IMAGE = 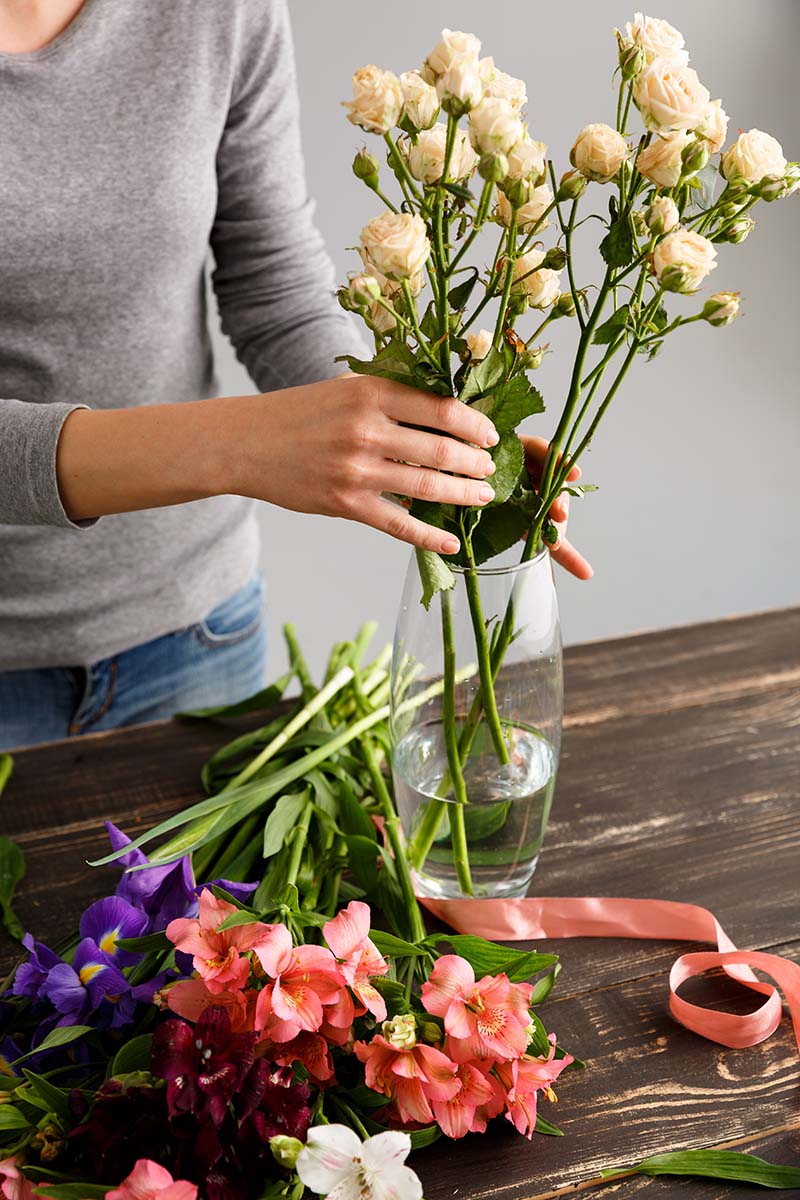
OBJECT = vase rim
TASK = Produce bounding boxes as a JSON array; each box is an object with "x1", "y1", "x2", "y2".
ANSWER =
[{"x1": 450, "y1": 546, "x2": 550, "y2": 577}]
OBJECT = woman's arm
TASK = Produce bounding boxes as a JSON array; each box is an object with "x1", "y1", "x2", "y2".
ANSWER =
[{"x1": 56, "y1": 374, "x2": 500, "y2": 556}]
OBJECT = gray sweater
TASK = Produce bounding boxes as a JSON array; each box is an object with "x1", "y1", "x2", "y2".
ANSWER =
[{"x1": 0, "y1": 0, "x2": 365, "y2": 669}]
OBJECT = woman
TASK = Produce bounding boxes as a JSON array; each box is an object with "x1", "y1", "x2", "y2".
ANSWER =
[{"x1": 0, "y1": 0, "x2": 589, "y2": 751}]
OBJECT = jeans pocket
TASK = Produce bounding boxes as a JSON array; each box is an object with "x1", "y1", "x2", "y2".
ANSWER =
[{"x1": 192, "y1": 575, "x2": 265, "y2": 649}]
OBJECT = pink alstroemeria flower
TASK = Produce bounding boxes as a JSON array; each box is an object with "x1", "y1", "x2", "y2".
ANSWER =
[
  {"x1": 269, "y1": 1030, "x2": 335, "y2": 1083},
  {"x1": 430, "y1": 1060, "x2": 504, "y2": 1139},
  {"x1": 495, "y1": 1034, "x2": 574, "y2": 1138},
  {"x1": 165, "y1": 889, "x2": 270, "y2": 994},
  {"x1": 162, "y1": 976, "x2": 254, "y2": 1033},
  {"x1": 253, "y1": 924, "x2": 345, "y2": 1041},
  {"x1": 0, "y1": 1157, "x2": 35, "y2": 1200},
  {"x1": 105, "y1": 1158, "x2": 197, "y2": 1200},
  {"x1": 421, "y1": 955, "x2": 533, "y2": 1063},
  {"x1": 354, "y1": 1034, "x2": 460, "y2": 1124},
  {"x1": 323, "y1": 900, "x2": 389, "y2": 1021}
]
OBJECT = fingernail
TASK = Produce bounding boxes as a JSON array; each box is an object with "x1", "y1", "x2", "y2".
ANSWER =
[
  {"x1": 485, "y1": 426, "x2": 499, "y2": 447},
  {"x1": 484, "y1": 457, "x2": 497, "y2": 476},
  {"x1": 442, "y1": 537, "x2": 460, "y2": 554},
  {"x1": 478, "y1": 484, "x2": 495, "y2": 503}
]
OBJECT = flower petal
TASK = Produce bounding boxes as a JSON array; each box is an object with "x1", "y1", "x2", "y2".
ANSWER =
[
  {"x1": 252, "y1": 923, "x2": 293, "y2": 977},
  {"x1": 359, "y1": 1130, "x2": 412, "y2": 1171},
  {"x1": 420, "y1": 954, "x2": 474, "y2": 1017},
  {"x1": 323, "y1": 900, "x2": 371, "y2": 960},
  {"x1": 296, "y1": 1124, "x2": 361, "y2": 1195}
]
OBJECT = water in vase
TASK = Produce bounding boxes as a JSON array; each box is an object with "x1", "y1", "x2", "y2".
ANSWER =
[{"x1": 393, "y1": 720, "x2": 556, "y2": 900}]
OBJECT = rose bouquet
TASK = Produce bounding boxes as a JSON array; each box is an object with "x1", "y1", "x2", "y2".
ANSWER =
[
  {"x1": 337, "y1": 17, "x2": 797, "y2": 901},
  {"x1": 0, "y1": 625, "x2": 572, "y2": 1200}
]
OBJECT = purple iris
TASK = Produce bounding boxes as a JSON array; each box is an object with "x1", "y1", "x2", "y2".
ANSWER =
[
  {"x1": 79, "y1": 896, "x2": 148, "y2": 967},
  {"x1": 11, "y1": 933, "x2": 63, "y2": 1001},
  {"x1": 39, "y1": 938, "x2": 134, "y2": 1030}
]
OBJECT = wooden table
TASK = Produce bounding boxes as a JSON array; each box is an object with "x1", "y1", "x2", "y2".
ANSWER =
[{"x1": 2, "y1": 608, "x2": 799, "y2": 1199}]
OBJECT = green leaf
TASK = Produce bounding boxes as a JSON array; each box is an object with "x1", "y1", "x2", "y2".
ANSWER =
[
  {"x1": 427, "y1": 934, "x2": 557, "y2": 982},
  {"x1": 469, "y1": 502, "x2": 530, "y2": 567},
  {"x1": 0, "y1": 754, "x2": 12, "y2": 797},
  {"x1": 526, "y1": 1010, "x2": 554, "y2": 1058},
  {"x1": 359, "y1": 1110, "x2": 441, "y2": 1149},
  {"x1": 459, "y1": 346, "x2": 506, "y2": 401},
  {"x1": 16, "y1": 1070, "x2": 71, "y2": 1120},
  {"x1": 472, "y1": 374, "x2": 545, "y2": 435},
  {"x1": 418, "y1": 301, "x2": 439, "y2": 341},
  {"x1": 487, "y1": 430, "x2": 525, "y2": 506},
  {"x1": 443, "y1": 180, "x2": 474, "y2": 201},
  {"x1": 563, "y1": 483, "x2": 598, "y2": 498},
  {"x1": 110, "y1": 1034, "x2": 153, "y2": 1077},
  {"x1": 602, "y1": 1149, "x2": 800, "y2": 1189},
  {"x1": 415, "y1": 549, "x2": 455, "y2": 610},
  {"x1": 344, "y1": 834, "x2": 380, "y2": 891},
  {"x1": 530, "y1": 962, "x2": 562, "y2": 1004},
  {"x1": 534, "y1": 1114, "x2": 564, "y2": 1136},
  {"x1": 263, "y1": 791, "x2": 310, "y2": 858},
  {"x1": 0, "y1": 836, "x2": 25, "y2": 942},
  {"x1": 33, "y1": 1185, "x2": 111, "y2": 1199},
  {"x1": 336, "y1": 780, "x2": 377, "y2": 841},
  {"x1": 116, "y1": 930, "x2": 171, "y2": 953},
  {"x1": 10, "y1": 1026, "x2": 93, "y2": 1069},
  {"x1": 600, "y1": 215, "x2": 636, "y2": 269},
  {"x1": 178, "y1": 671, "x2": 293, "y2": 718},
  {"x1": 370, "y1": 931, "x2": 422, "y2": 958},
  {"x1": 688, "y1": 162, "x2": 720, "y2": 211},
  {"x1": 449, "y1": 269, "x2": 480, "y2": 311},
  {"x1": 0, "y1": 1107, "x2": 31, "y2": 1131},
  {"x1": 592, "y1": 304, "x2": 630, "y2": 345},
  {"x1": 337, "y1": 343, "x2": 424, "y2": 389}
]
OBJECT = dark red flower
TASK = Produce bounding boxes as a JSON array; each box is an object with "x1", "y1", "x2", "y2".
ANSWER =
[{"x1": 152, "y1": 1006, "x2": 257, "y2": 1125}]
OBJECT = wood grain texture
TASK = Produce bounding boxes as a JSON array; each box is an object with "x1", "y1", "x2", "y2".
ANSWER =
[{"x1": 1, "y1": 607, "x2": 798, "y2": 1198}]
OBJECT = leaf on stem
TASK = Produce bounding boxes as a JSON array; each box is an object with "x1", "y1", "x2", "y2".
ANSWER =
[
  {"x1": 602, "y1": 1149, "x2": 800, "y2": 1189},
  {"x1": 0, "y1": 836, "x2": 26, "y2": 942},
  {"x1": 263, "y1": 791, "x2": 311, "y2": 858},
  {"x1": 472, "y1": 374, "x2": 545, "y2": 434},
  {"x1": 600, "y1": 214, "x2": 637, "y2": 268},
  {"x1": 415, "y1": 549, "x2": 455, "y2": 610},
  {"x1": 426, "y1": 933, "x2": 558, "y2": 981},
  {"x1": 459, "y1": 346, "x2": 507, "y2": 401},
  {"x1": 449, "y1": 269, "x2": 480, "y2": 312},
  {"x1": 469, "y1": 503, "x2": 530, "y2": 567},
  {"x1": 336, "y1": 344, "x2": 422, "y2": 388},
  {"x1": 592, "y1": 304, "x2": 631, "y2": 345}
]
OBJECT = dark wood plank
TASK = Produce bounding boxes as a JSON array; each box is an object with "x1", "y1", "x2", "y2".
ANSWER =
[{"x1": 413, "y1": 963, "x2": 800, "y2": 1200}]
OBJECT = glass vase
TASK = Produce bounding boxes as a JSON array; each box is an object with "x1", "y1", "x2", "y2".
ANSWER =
[{"x1": 390, "y1": 548, "x2": 563, "y2": 900}]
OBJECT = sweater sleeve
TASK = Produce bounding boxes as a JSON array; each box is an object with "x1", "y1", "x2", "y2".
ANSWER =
[
  {"x1": 0, "y1": 399, "x2": 96, "y2": 528},
  {"x1": 209, "y1": 0, "x2": 369, "y2": 393}
]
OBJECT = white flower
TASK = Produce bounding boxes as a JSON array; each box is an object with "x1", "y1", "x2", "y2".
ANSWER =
[
  {"x1": 366, "y1": 299, "x2": 397, "y2": 335},
  {"x1": 297, "y1": 1126, "x2": 423, "y2": 1200},
  {"x1": 633, "y1": 61, "x2": 710, "y2": 132},
  {"x1": 497, "y1": 184, "x2": 553, "y2": 232},
  {"x1": 636, "y1": 130, "x2": 692, "y2": 188},
  {"x1": 512, "y1": 249, "x2": 562, "y2": 309},
  {"x1": 360, "y1": 213, "x2": 431, "y2": 281},
  {"x1": 423, "y1": 29, "x2": 481, "y2": 83},
  {"x1": 437, "y1": 61, "x2": 483, "y2": 115},
  {"x1": 645, "y1": 195, "x2": 680, "y2": 234},
  {"x1": 571, "y1": 123, "x2": 628, "y2": 183},
  {"x1": 343, "y1": 66, "x2": 403, "y2": 135},
  {"x1": 466, "y1": 329, "x2": 494, "y2": 361},
  {"x1": 479, "y1": 57, "x2": 528, "y2": 112},
  {"x1": 619, "y1": 13, "x2": 689, "y2": 67},
  {"x1": 399, "y1": 70, "x2": 439, "y2": 132},
  {"x1": 653, "y1": 228, "x2": 717, "y2": 293},
  {"x1": 721, "y1": 129, "x2": 787, "y2": 185},
  {"x1": 698, "y1": 99, "x2": 729, "y2": 154},
  {"x1": 404, "y1": 123, "x2": 477, "y2": 184},
  {"x1": 505, "y1": 137, "x2": 548, "y2": 183},
  {"x1": 469, "y1": 97, "x2": 525, "y2": 156}
]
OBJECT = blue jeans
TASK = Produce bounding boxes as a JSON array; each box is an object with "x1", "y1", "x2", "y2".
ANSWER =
[{"x1": 0, "y1": 575, "x2": 267, "y2": 752}]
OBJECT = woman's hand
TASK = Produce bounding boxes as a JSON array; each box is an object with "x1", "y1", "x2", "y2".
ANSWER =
[{"x1": 522, "y1": 436, "x2": 593, "y2": 581}]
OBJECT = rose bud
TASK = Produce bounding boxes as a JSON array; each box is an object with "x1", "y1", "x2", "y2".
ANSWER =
[
  {"x1": 520, "y1": 345, "x2": 548, "y2": 370},
  {"x1": 348, "y1": 274, "x2": 382, "y2": 307},
  {"x1": 466, "y1": 328, "x2": 493, "y2": 361},
  {"x1": 352, "y1": 147, "x2": 380, "y2": 189},
  {"x1": 270, "y1": 1136, "x2": 304, "y2": 1170},
  {"x1": 553, "y1": 291, "x2": 578, "y2": 318},
  {"x1": 722, "y1": 129, "x2": 787, "y2": 185},
  {"x1": 681, "y1": 138, "x2": 709, "y2": 178},
  {"x1": 571, "y1": 123, "x2": 628, "y2": 183},
  {"x1": 502, "y1": 175, "x2": 534, "y2": 208},
  {"x1": 645, "y1": 195, "x2": 680, "y2": 235},
  {"x1": 631, "y1": 208, "x2": 649, "y2": 237},
  {"x1": 702, "y1": 291, "x2": 740, "y2": 327},
  {"x1": 399, "y1": 70, "x2": 440, "y2": 132},
  {"x1": 478, "y1": 151, "x2": 509, "y2": 183},
  {"x1": 437, "y1": 61, "x2": 483, "y2": 117},
  {"x1": 543, "y1": 246, "x2": 568, "y2": 271},
  {"x1": 755, "y1": 173, "x2": 789, "y2": 202},
  {"x1": 618, "y1": 38, "x2": 645, "y2": 81},
  {"x1": 725, "y1": 215, "x2": 755, "y2": 244},
  {"x1": 652, "y1": 228, "x2": 717, "y2": 293},
  {"x1": 557, "y1": 169, "x2": 587, "y2": 202}
]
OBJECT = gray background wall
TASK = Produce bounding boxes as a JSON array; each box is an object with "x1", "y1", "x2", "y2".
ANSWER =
[{"x1": 210, "y1": 0, "x2": 800, "y2": 678}]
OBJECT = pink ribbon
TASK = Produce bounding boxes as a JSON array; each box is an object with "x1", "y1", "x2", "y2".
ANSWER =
[{"x1": 420, "y1": 895, "x2": 800, "y2": 1054}]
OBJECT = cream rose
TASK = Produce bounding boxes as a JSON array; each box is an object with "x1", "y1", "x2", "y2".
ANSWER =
[
  {"x1": 437, "y1": 61, "x2": 483, "y2": 115},
  {"x1": 571, "y1": 123, "x2": 628, "y2": 182},
  {"x1": 399, "y1": 70, "x2": 439, "y2": 131},
  {"x1": 469, "y1": 98, "x2": 525, "y2": 156},
  {"x1": 512, "y1": 249, "x2": 562, "y2": 309},
  {"x1": 652, "y1": 229, "x2": 717, "y2": 293},
  {"x1": 633, "y1": 61, "x2": 710, "y2": 132},
  {"x1": 698, "y1": 99, "x2": 729, "y2": 154},
  {"x1": 360, "y1": 212, "x2": 432, "y2": 281},
  {"x1": 645, "y1": 195, "x2": 680, "y2": 235},
  {"x1": 497, "y1": 184, "x2": 553, "y2": 233},
  {"x1": 404, "y1": 123, "x2": 477, "y2": 184},
  {"x1": 343, "y1": 65, "x2": 403, "y2": 135},
  {"x1": 636, "y1": 130, "x2": 692, "y2": 188},
  {"x1": 466, "y1": 329, "x2": 494, "y2": 361},
  {"x1": 620, "y1": 13, "x2": 689, "y2": 67},
  {"x1": 702, "y1": 291, "x2": 740, "y2": 327},
  {"x1": 479, "y1": 57, "x2": 528, "y2": 112},
  {"x1": 721, "y1": 129, "x2": 787, "y2": 185},
  {"x1": 505, "y1": 137, "x2": 548, "y2": 183},
  {"x1": 366, "y1": 299, "x2": 397, "y2": 335},
  {"x1": 423, "y1": 29, "x2": 481, "y2": 82}
]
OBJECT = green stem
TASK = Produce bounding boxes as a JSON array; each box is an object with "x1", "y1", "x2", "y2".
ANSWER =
[
  {"x1": 492, "y1": 211, "x2": 518, "y2": 349},
  {"x1": 439, "y1": 589, "x2": 473, "y2": 896},
  {"x1": 283, "y1": 623, "x2": 316, "y2": 702},
  {"x1": 463, "y1": 550, "x2": 509, "y2": 765},
  {"x1": 525, "y1": 312, "x2": 554, "y2": 347},
  {"x1": 564, "y1": 197, "x2": 586, "y2": 331},
  {"x1": 461, "y1": 225, "x2": 509, "y2": 334},
  {"x1": 383, "y1": 131, "x2": 423, "y2": 205},
  {"x1": 399, "y1": 280, "x2": 442, "y2": 370},
  {"x1": 285, "y1": 800, "x2": 313, "y2": 889}
]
